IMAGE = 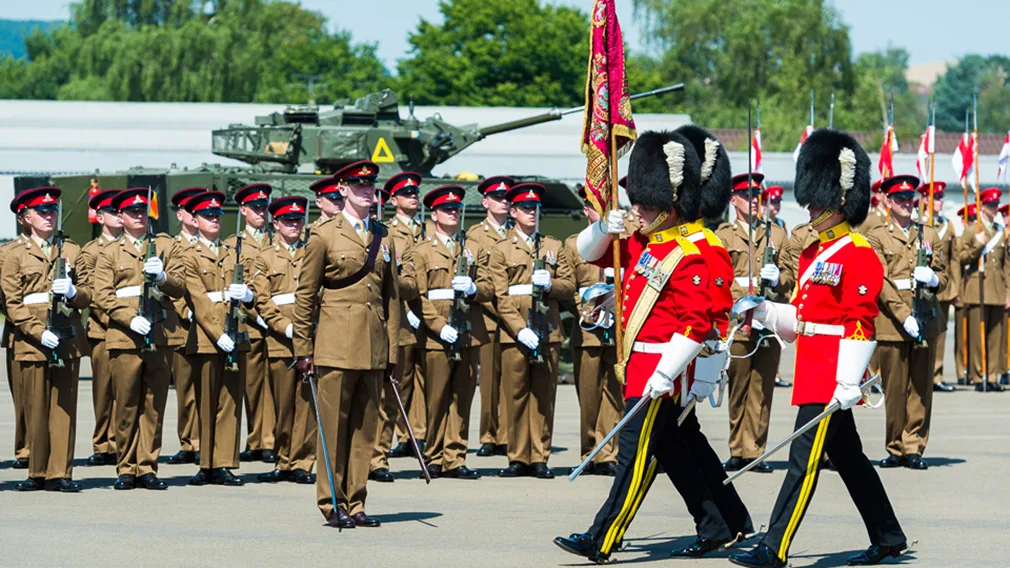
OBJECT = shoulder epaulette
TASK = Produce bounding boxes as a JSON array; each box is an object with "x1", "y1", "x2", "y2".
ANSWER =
[
  {"x1": 851, "y1": 233, "x2": 871, "y2": 248},
  {"x1": 676, "y1": 236, "x2": 701, "y2": 256},
  {"x1": 702, "y1": 228, "x2": 725, "y2": 248}
]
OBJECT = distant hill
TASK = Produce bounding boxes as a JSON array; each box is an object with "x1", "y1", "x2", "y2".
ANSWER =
[{"x1": 0, "y1": 20, "x2": 62, "y2": 59}]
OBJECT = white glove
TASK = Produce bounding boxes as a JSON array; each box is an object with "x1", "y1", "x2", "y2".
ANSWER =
[
  {"x1": 406, "y1": 310, "x2": 421, "y2": 330},
  {"x1": 833, "y1": 339, "x2": 876, "y2": 410},
  {"x1": 227, "y1": 283, "x2": 253, "y2": 303},
  {"x1": 216, "y1": 334, "x2": 235, "y2": 353},
  {"x1": 451, "y1": 275, "x2": 477, "y2": 296},
  {"x1": 285, "y1": 324, "x2": 293, "y2": 339},
  {"x1": 760, "y1": 263, "x2": 780, "y2": 287},
  {"x1": 605, "y1": 210, "x2": 626, "y2": 234},
  {"x1": 40, "y1": 330, "x2": 60, "y2": 349},
  {"x1": 902, "y1": 315, "x2": 920, "y2": 338},
  {"x1": 129, "y1": 316, "x2": 152, "y2": 336},
  {"x1": 256, "y1": 315, "x2": 268, "y2": 329},
  {"x1": 532, "y1": 269, "x2": 552, "y2": 291},
  {"x1": 832, "y1": 381, "x2": 863, "y2": 410},
  {"x1": 517, "y1": 327, "x2": 540, "y2": 350},
  {"x1": 52, "y1": 277, "x2": 76, "y2": 299},
  {"x1": 439, "y1": 325, "x2": 458, "y2": 344},
  {"x1": 143, "y1": 256, "x2": 165, "y2": 282},
  {"x1": 688, "y1": 377, "x2": 718, "y2": 402},
  {"x1": 913, "y1": 265, "x2": 939, "y2": 288},
  {"x1": 643, "y1": 372, "x2": 675, "y2": 399}
]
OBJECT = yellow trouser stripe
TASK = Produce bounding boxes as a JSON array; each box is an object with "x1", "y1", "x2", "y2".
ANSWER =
[
  {"x1": 614, "y1": 457, "x2": 660, "y2": 546},
  {"x1": 778, "y1": 412, "x2": 832, "y2": 561},
  {"x1": 601, "y1": 399, "x2": 660, "y2": 554}
]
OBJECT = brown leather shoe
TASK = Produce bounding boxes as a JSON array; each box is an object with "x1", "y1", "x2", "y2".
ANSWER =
[
  {"x1": 326, "y1": 508, "x2": 356, "y2": 529},
  {"x1": 351, "y1": 512, "x2": 381, "y2": 527}
]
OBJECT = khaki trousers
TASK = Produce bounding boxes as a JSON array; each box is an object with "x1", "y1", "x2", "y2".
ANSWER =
[
  {"x1": 110, "y1": 348, "x2": 171, "y2": 476},
  {"x1": 423, "y1": 347, "x2": 478, "y2": 470},
  {"x1": 270, "y1": 358, "x2": 316, "y2": 472},
  {"x1": 89, "y1": 338, "x2": 116, "y2": 455},
  {"x1": 878, "y1": 340, "x2": 935, "y2": 457},
  {"x1": 966, "y1": 304, "x2": 1002, "y2": 383},
  {"x1": 192, "y1": 354, "x2": 244, "y2": 469},
  {"x1": 727, "y1": 337, "x2": 780, "y2": 459},
  {"x1": 173, "y1": 348, "x2": 199, "y2": 452},
  {"x1": 932, "y1": 301, "x2": 951, "y2": 385},
  {"x1": 315, "y1": 367, "x2": 381, "y2": 519},
  {"x1": 7, "y1": 349, "x2": 29, "y2": 460},
  {"x1": 23, "y1": 360, "x2": 80, "y2": 480},
  {"x1": 243, "y1": 337, "x2": 275, "y2": 452},
  {"x1": 393, "y1": 346, "x2": 426, "y2": 442},
  {"x1": 953, "y1": 306, "x2": 966, "y2": 380},
  {"x1": 501, "y1": 344, "x2": 560, "y2": 465},
  {"x1": 478, "y1": 340, "x2": 507, "y2": 445},
  {"x1": 573, "y1": 345, "x2": 623, "y2": 463}
]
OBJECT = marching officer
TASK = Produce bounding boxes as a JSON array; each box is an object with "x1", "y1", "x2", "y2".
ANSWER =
[
  {"x1": 80, "y1": 188, "x2": 123, "y2": 467},
  {"x1": 955, "y1": 187, "x2": 1008, "y2": 392},
  {"x1": 311, "y1": 176, "x2": 345, "y2": 227},
  {"x1": 730, "y1": 129, "x2": 910, "y2": 568},
  {"x1": 224, "y1": 184, "x2": 277, "y2": 464},
  {"x1": 468, "y1": 175, "x2": 515, "y2": 458},
  {"x1": 293, "y1": 160, "x2": 400, "y2": 529},
  {"x1": 717, "y1": 173, "x2": 789, "y2": 473},
  {"x1": 1, "y1": 205, "x2": 31, "y2": 469},
  {"x1": 865, "y1": 175, "x2": 947, "y2": 471},
  {"x1": 3, "y1": 186, "x2": 90, "y2": 492},
  {"x1": 252, "y1": 195, "x2": 317, "y2": 484},
  {"x1": 93, "y1": 188, "x2": 186, "y2": 490},
  {"x1": 166, "y1": 187, "x2": 207, "y2": 465},
  {"x1": 404, "y1": 185, "x2": 493, "y2": 479},
  {"x1": 182, "y1": 191, "x2": 251, "y2": 486},
  {"x1": 489, "y1": 183, "x2": 575, "y2": 479}
]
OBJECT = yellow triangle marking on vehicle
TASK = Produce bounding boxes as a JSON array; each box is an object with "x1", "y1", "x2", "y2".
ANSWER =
[{"x1": 371, "y1": 137, "x2": 395, "y2": 163}]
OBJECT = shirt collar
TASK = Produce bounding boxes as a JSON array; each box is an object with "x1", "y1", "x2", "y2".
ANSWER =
[
  {"x1": 342, "y1": 209, "x2": 367, "y2": 228},
  {"x1": 198, "y1": 235, "x2": 220, "y2": 249},
  {"x1": 817, "y1": 221, "x2": 852, "y2": 243},
  {"x1": 485, "y1": 217, "x2": 504, "y2": 233},
  {"x1": 30, "y1": 234, "x2": 53, "y2": 248},
  {"x1": 246, "y1": 224, "x2": 266, "y2": 238},
  {"x1": 128, "y1": 234, "x2": 145, "y2": 248},
  {"x1": 396, "y1": 213, "x2": 415, "y2": 227},
  {"x1": 435, "y1": 231, "x2": 456, "y2": 247}
]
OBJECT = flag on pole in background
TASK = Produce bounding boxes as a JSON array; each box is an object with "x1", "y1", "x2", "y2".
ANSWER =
[
  {"x1": 877, "y1": 125, "x2": 898, "y2": 179},
  {"x1": 997, "y1": 131, "x2": 1010, "y2": 181},
  {"x1": 792, "y1": 124, "x2": 813, "y2": 163},
  {"x1": 581, "y1": 0, "x2": 637, "y2": 215},
  {"x1": 149, "y1": 191, "x2": 159, "y2": 221},
  {"x1": 751, "y1": 127, "x2": 763, "y2": 173},
  {"x1": 915, "y1": 125, "x2": 934, "y2": 181},
  {"x1": 952, "y1": 131, "x2": 975, "y2": 189}
]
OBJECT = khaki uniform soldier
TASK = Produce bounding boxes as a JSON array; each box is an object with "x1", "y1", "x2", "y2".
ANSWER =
[
  {"x1": 94, "y1": 188, "x2": 186, "y2": 490},
  {"x1": 404, "y1": 185, "x2": 493, "y2": 480},
  {"x1": 182, "y1": 191, "x2": 251, "y2": 486},
  {"x1": 952, "y1": 206, "x2": 972, "y2": 384},
  {"x1": 3, "y1": 186, "x2": 90, "y2": 492},
  {"x1": 79, "y1": 188, "x2": 123, "y2": 467},
  {"x1": 856, "y1": 179, "x2": 888, "y2": 233},
  {"x1": 310, "y1": 175, "x2": 345, "y2": 228},
  {"x1": 717, "y1": 173, "x2": 789, "y2": 473},
  {"x1": 764, "y1": 185, "x2": 789, "y2": 233},
  {"x1": 489, "y1": 183, "x2": 575, "y2": 479},
  {"x1": 955, "y1": 189, "x2": 1009, "y2": 392},
  {"x1": 252, "y1": 196, "x2": 317, "y2": 485},
  {"x1": 293, "y1": 160, "x2": 400, "y2": 529},
  {"x1": 1, "y1": 222, "x2": 30, "y2": 469},
  {"x1": 467, "y1": 175, "x2": 514, "y2": 458},
  {"x1": 166, "y1": 187, "x2": 206, "y2": 465},
  {"x1": 866, "y1": 176, "x2": 947, "y2": 471},
  {"x1": 918, "y1": 183, "x2": 960, "y2": 392},
  {"x1": 223, "y1": 184, "x2": 277, "y2": 464}
]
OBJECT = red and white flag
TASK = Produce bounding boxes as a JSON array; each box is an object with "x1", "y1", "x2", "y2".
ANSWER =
[
  {"x1": 997, "y1": 131, "x2": 1010, "y2": 181},
  {"x1": 951, "y1": 131, "x2": 975, "y2": 189},
  {"x1": 877, "y1": 125, "x2": 898, "y2": 179},
  {"x1": 751, "y1": 127, "x2": 763, "y2": 173},
  {"x1": 792, "y1": 124, "x2": 813, "y2": 163},
  {"x1": 915, "y1": 125, "x2": 935, "y2": 181}
]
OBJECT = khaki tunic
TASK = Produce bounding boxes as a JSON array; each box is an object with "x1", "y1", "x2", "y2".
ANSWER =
[
  {"x1": 955, "y1": 220, "x2": 1008, "y2": 382},
  {"x1": 857, "y1": 208, "x2": 888, "y2": 234},
  {"x1": 169, "y1": 232, "x2": 200, "y2": 453},
  {"x1": 0, "y1": 235, "x2": 29, "y2": 460}
]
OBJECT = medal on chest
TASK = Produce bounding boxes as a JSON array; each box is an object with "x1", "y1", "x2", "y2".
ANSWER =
[
  {"x1": 811, "y1": 261, "x2": 842, "y2": 286},
  {"x1": 381, "y1": 244, "x2": 390, "y2": 263},
  {"x1": 544, "y1": 250, "x2": 556, "y2": 266},
  {"x1": 464, "y1": 248, "x2": 474, "y2": 264}
]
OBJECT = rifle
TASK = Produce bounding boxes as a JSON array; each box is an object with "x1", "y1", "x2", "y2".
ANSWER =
[
  {"x1": 757, "y1": 101, "x2": 776, "y2": 299},
  {"x1": 739, "y1": 101, "x2": 756, "y2": 337},
  {"x1": 45, "y1": 202, "x2": 74, "y2": 368},
  {"x1": 224, "y1": 212, "x2": 248, "y2": 371},
  {"x1": 447, "y1": 205, "x2": 471, "y2": 361},
  {"x1": 527, "y1": 206, "x2": 551, "y2": 364},
  {"x1": 139, "y1": 186, "x2": 166, "y2": 352},
  {"x1": 910, "y1": 223, "x2": 936, "y2": 346}
]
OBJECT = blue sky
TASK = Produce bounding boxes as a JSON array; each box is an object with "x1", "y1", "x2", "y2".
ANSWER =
[{"x1": 3, "y1": 0, "x2": 1007, "y2": 68}]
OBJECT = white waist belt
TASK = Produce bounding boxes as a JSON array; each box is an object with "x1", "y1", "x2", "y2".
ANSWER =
[
  {"x1": 271, "y1": 293, "x2": 295, "y2": 306},
  {"x1": 115, "y1": 286, "x2": 141, "y2": 299},
  {"x1": 508, "y1": 284, "x2": 533, "y2": 296},
  {"x1": 734, "y1": 276, "x2": 757, "y2": 287},
  {"x1": 795, "y1": 321, "x2": 845, "y2": 337},
  {"x1": 427, "y1": 289, "x2": 454, "y2": 301},
  {"x1": 206, "y1": 291, "x2": 224, "y2": 303},
  {"x1": 22, "y1": 292, "x2": 49, "y2": 305},
  {"x1": 892, "y1": 278, "x2": 912, "y2": 291},
  {"x1": 631, "y1": 341, "x2": 671, "y2": 354}
]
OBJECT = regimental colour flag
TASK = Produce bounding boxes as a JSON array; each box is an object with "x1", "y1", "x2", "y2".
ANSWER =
[
  {"x1": 878, "y1": 125, "x2": 898, "y2": 179},
  {"x1": 998, "y1": 131, "x2": 1010, "y2": 181},
  {"x1": 751, "y1": 127, "x2": 763, "y2": 173},
  {"x1": 915, "y1": 125, "x2": 934, "y2": 182},
  {"x1": 951, "y1": 131, "x2": 975, "y2": 189},
  {"x1": 792, "y1": 124, "x2": 813, "y2": 163}
]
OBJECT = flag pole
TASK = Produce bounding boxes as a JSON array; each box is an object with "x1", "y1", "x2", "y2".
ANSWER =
[
  {"x1": 974, "y1": 95, "x2": 987, "y2": 391},
  {"x1": 611, "y1": 134, "x2": 623, "y2": 362},
  {"x1": 927, "y1": 99, "x2": 936, "y2": 226}
]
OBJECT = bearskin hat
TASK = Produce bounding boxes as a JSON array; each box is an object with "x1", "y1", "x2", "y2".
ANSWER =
[
  {"x1": 627, "y1": 130, "x2": 703, "y2": 220},
  {"x1": 794, "y1": 129, "x2": 871, "y2": 227},
  {"x1": 673, "y1": 124, "x2": 731, "y2": 221}
]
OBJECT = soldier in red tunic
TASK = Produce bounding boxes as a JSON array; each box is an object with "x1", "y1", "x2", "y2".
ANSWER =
[{"x1": 729, "y1": 129, "x2": 909, "y2": 567}]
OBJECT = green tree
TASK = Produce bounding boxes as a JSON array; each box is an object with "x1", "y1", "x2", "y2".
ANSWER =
[
  {"x1": 844, "y1": 48, "x2": 925, "y2": 150},
  {"x1": 934, "y1": 55, "x2": 1010, "y2": 132}
]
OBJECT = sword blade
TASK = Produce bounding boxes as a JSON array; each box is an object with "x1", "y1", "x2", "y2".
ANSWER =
[
  {"x1": 569, "y1": 395, "x2": 652, "y2": 481},
  {"x1": 676, "y1": 398, "x2": 697, "y2": 427},
  {"x1": 306, "y1": 372, "x2": 340, "y2": 514},
  {"x1": 390, "y1": 376, "x2": 430, "y2": 484}
]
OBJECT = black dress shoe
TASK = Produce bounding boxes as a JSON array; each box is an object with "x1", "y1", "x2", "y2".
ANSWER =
[
  {"x1": 209, "y1": 467, "x2": 244, "y2": 486},
  {"x1": 189, "y1": 469, "x2": 210, "y2": 486},
  {"x1": 16, "y1": 477, "x2": 45, "y2": 491},
  {"x1": 87, "y1": 453, "x2": 106, "y2": 466},
  {"x1": 533, "y1": 462, "x2": 555, "y2": 479},
  {"x1": 957, "y1": 377, "x2": 967, "y2": 386},
  {"x1": 975, "y1": 382, "x2": 1006, "y2": 392},
  {"x1": 723, "y1": 456, "x2": 744, "y2": 471},
  {"x1": 774, "y1": 376, "x2": 792, "y2": 387},
  {"x1": 846, "y1": 542, "x2": 908, "y2": 565},
  {"x1": 904, "y1": 455, "x2": 928, "y2": 470},
  {"x1": 137, "y1": 473, "x2": 168, "y2": 490},
  {"x1": 351, "y1": 512, "x2": 381, "y2": 527},
  {"x1": 260, "y1": 449, "x2": 277, "y2": 464},
  {"x1": 494, "y1": 444, "x2": 508, "y2": 456},
  {"x1": 729, "y1": 544, "x2": 786, "y2": 567},
  {"x1": 442, "y1": 465, "x2": 481, "y2": 479},
  {"x1": 475, "y1": 442, "x2": 496, "y2": 457},
  {"x1": 369, "y1": 467, "x2": 395, "y2": 483},
  {"x1": 670, "y1": 536, "x2": 729, "y2": 557},
  {"x1": 553, "y1": 533, "x2": 607, "y2": 564},
  {"x1": 292, "y1": 469, "x2": 316, "y2": 484},
  {"x1": 45, "y1": 478, "x2": 82, "y2": 492},
  {"x1": 1001, "y1": 375, "x2": 1010, "y2": 386},
  {"x1": 166, "y1": 450, "x2": 196, "y2": 465},
  {"x1": 743, "y1": 459, "x2": 773, "y2": 473},
  {"x1": 258, "y1": 469, "x2": 291, "y2": 483},
  {"x1": 421, "y1": 464, "x2": 441, "y2": 479},
  {"x1": 933, "y1": 381, "x2": 956, "y2": 392},
  {"x1": 498, "y1": 461, "x2": 531, "y2": 477},
  {"x1": 114, "y1": 474, "x2": 136, "y2": 490},
  {"x1": 103, "y1": 452, "x2": 118, "y2": 465},
  {"x1": 593, "y1": 462, "x2": 617, "y2": 476},
  {"x1": 239, "y1": 449, "x2": 262, "y2": 462},
  {"x1": 389, "y1": 442, "x2": 411, "y2": 458},
  {"x1": 11, "y1": 457, "x2": 29, "y2": 469},
  {"x1": 326, "y1": 508, "x2": 356, "y2": 529},
  {"x1": 878, "y1": 455, "x2": 903, "y2": 468}
]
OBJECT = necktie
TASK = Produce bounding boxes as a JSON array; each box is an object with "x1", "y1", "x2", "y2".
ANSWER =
[
  {"x1": 40, "y1": 241, "x2": 51, "y2": 259},
  {"x1": 135, "y1": 238, "x2": 144, "y2": 253},
  {"x1": 498, "y1": 226, "x2": 506, "y2": 239},
  {"x1": 446, "y1": 239, "x2": 455, "y2": 255},
  {"x1": 288, "y1": 245, "x2": 298, "y2": 257},
  {"x1": 356, "y1": 222, "x2": 368, "y2": 243}
]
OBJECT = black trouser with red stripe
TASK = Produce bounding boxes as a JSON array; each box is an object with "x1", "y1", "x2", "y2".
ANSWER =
[{"x1": 761, "y1": 404, "x2": 906, "y2": 563}]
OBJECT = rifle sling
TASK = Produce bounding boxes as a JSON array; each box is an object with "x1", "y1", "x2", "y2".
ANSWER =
[{"x1": 321, "y1": 233, "x2": 383, "y2": 290}]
